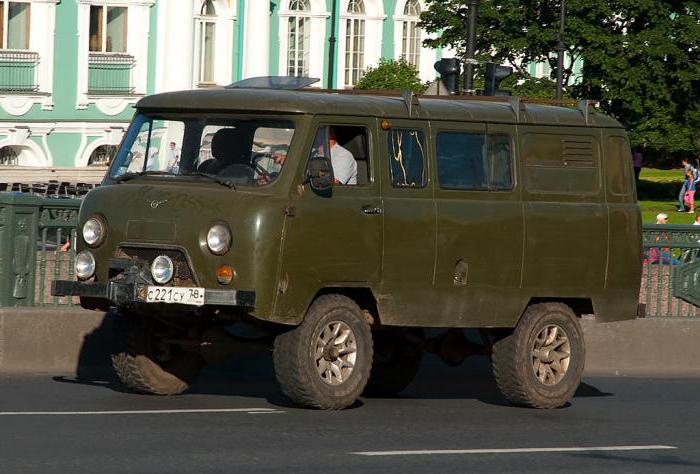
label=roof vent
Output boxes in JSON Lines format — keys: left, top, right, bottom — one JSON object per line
{"left": 225, "top": 76, "right": 320, "bottom": 90}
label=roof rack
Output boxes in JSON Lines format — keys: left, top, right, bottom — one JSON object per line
{"left": 225, "top": 76, "right": 320, "bottom": 90}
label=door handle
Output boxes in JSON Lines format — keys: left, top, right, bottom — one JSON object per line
{"left": 362, "top": 206, "right": 383, "bottom": 215}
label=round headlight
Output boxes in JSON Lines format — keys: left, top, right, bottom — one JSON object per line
{"left": 82, "top": 217, "right": 105, "bottom": 247}
{"left": 207, "top": 224, "right": 231, "bottom": 255}
{"left": 151, "top": 255, "right": 174, "bottom": 284}
{"left": 75, "top": 251, "right": 96, "bottom": 280}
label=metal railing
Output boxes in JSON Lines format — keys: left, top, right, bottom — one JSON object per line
{"left": 88, "top": 52, "right": 135, "bottom": 95}
{"left": 0, "top": 51, "right": 39, "bottom": 93}
{"left": 641, "top": 224, "right": 700, "bottom": 318}
{"left": 0, "top": 193, "right": 80, "bottom": 307}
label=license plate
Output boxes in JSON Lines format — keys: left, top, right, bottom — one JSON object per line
{"left": 145, "top": 286, "right": 205, "bottom": 306}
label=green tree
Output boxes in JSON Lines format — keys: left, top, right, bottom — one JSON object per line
{"left": 355, "top": 58, "right": 427, "bottom": 93}
{"left": 420, "top": 1, "right": 700, "bottom": 156}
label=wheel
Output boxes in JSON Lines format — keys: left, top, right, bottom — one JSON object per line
{"left": 491, "top": 302, "right": 585, "bottom": 409}
{"left": 363, "top": 328, "right": 423, "bottom": 397}
{"left": 273, "top": 294, "right": 373, "bottom": 409}
{"left": 110, "top": 311, "right": 204, "bottom": 395}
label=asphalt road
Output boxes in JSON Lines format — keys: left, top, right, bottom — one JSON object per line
{"left": 1, "top": 354, "right": 699, "bottom": 473}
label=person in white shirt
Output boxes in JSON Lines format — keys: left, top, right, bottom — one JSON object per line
{"left": 328, "top": 128, "right": 357, "bottom": 185}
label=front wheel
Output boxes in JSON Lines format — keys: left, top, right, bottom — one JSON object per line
{"left": 273, "top": 295, "right": 373, "bottom": 409}
{"left": 491, "top": 303, "right": 585, "bottom": 409}
{"left": 111, "top": 311, "right": 204, "bottom": 395}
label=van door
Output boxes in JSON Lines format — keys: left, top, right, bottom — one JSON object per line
{"left": 520, "top": 126, "right": 607, "bottom": 297}
{"left": 275, "top": 117, "right": 382, "bottom": 322}
{"left": 431, "top": 122, "right": 525, "bottom": 327}
{"left": 376, "top": 120, "right": 437, "bottom": 326}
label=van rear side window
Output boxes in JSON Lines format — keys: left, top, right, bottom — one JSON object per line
{"left": 436, "top": 132, "right": 513, "bottom": 191}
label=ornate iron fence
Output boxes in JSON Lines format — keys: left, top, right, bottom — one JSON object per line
{"left": 0, "top": 51, "right": 40, "bottom": 93}
{"left": 641, "top": 224, "right": 700, "bottom": 318}
{"left": 88, "top": 53, "right": 135, "bottom": 95}
{"left": 0, "top": 194, "right": 80, "bottom": 307}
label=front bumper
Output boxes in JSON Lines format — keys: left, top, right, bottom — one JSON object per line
{"left": 52, "top": 280, "right": 255, "bottom": 308}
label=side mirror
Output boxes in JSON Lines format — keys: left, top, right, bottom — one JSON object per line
{"left": 307, "top": 158, "right": 334, "bottom": 192}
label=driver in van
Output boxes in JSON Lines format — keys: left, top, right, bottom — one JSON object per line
{"left": 329, "top": 128, "right": 358, "bottom": 185}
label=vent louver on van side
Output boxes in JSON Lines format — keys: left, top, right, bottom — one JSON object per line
{"left": 562, "top": 139, "right": 594, "bottom": 167}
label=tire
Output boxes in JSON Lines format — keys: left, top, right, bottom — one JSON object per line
{"left": 111, "top": 311, "right": 204, "bottom": 395}
{"left": 273, "top": 294, "right": 373, "bottom": 409}
{"left": 363, "top": 328, "right": 423, "bottom": 397}
{"left": 491, "top": 302, "right": 585, "bottom": 409}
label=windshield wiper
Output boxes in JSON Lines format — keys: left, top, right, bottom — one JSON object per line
{"left": 114, "top": 171, "right": 173, "bottom": 183}
{"left": 183, "top": 172, "right": 237, "bottom": 190}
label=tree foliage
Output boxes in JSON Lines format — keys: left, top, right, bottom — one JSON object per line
{"left": 355, "top": 58, "right": 427, "bottom": 93}
{"left": 420, "top": 0, "right": 700, "bottom": 156}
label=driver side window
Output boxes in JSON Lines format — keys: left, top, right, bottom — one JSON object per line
{"left": 308, "top": 125, "right": 369, "bottom": 186}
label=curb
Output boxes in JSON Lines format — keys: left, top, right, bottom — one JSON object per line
{"left": 0, "top": 308, "right": 698, "bottom": 377}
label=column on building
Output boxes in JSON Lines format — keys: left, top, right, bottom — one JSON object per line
{"left": 243, "top": 0, "right": 271, "bottom": 78}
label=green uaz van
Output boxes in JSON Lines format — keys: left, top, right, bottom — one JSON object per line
{"left": 53, "top": 84, "right": 641, "bottom": 409}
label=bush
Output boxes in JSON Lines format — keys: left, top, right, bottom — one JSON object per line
{"left": 355, "top": 58, "right": 426, "bottom": 94}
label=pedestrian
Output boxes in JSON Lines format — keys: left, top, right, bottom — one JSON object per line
{"left": 633, "top": 148, "right": 643, "bottom": 182}
{"left": 678, "top": 159, "right": 695, "bottom": 212}
{"left": 686, "top": 169, "right": 697, "bottom": 214}
{"left": 694, "top": 215, "right": 700, "bottom": 226}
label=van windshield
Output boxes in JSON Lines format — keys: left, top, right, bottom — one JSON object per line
{"left": 109, "top": 113, "right": 295, "bottom": 186}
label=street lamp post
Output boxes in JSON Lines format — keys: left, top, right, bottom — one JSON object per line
{"left": 327, "top": 0, "right": 338, "bottom": 90}
{"left": 555, "top": 0, "right": 566, "bottom": 99}
{"left": 463, "top": 0, "right": 480, "bottom": 94}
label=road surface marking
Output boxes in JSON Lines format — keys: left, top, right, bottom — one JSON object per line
{"left": 0, "top": 408, "right": 284, "bottom": 416}
{"left": 353, "top": 445, "right": 677, "bottom": 456}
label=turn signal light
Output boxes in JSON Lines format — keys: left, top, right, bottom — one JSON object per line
{"left": 216, "top": 265, "right": 234, "bottom": 285}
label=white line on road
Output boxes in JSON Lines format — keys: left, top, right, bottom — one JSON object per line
{"left": 353, "top": 445, "right": 678, "bottom": 456}
{"left": 0, "top": 408, "right": 285, "bottom": 416}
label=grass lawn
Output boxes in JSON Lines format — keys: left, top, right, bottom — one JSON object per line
{"left": 638, "top": 168, "right": 697, "bottom": 224}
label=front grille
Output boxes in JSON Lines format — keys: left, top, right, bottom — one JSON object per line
{"left": 114, "top": 246, "right": 196, "bottom": 286}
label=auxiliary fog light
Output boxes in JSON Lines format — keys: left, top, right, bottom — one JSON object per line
{"left": 151, "top": 255, "right": 174, "bottom": 284}
{"left": 75, "top": 251, "right": 96, "bottom": 280}
{"left": 207, "top": 224, "right": 231, "bottom": 255}
{"left": 216, "top": 265, "right": 234, "bottom": 285}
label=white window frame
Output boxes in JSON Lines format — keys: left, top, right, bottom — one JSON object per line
{"left": 1, "top": 0, "right": 31, "bottom": 50}
{"left": 88, "top": 3, "right": 128, "bottom": 53}
{"left": 286, "top": 0, "right": 310, "bottom": 77}
{"left": 76, "top": 0, "right": 154, "bottom": 115}
{"left": 337, "top": 0, "right": 385, "bottom": 89}
{"left": 277, "top": 0, "right": 327, "bottom": 85}
{"left": 393, "top": 0, "right": 437, "bottom": 82}
{"left": 192, "top": 0, "right": 235, "bottom": 88}
{"left": 196, "top": 2, "right": 216, "bottom": 85}
{"left": 0, "top": 0, "right": 59, "bottom": 116}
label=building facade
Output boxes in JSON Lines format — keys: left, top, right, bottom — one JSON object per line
{"left": 0, "top": 0, "right": 456, "bottom": 176}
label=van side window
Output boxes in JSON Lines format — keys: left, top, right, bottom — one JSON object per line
{"left": 437, "top": 132, "right": 487, "bottom": 190}
{"left": 388, "top": 129, "right": 427, "bottom": 187}
{"left": 607, "top": 136, "right": 633, "bottom": 195}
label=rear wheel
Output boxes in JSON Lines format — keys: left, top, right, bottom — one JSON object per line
{"left": 273, "top": 295, "right": 373, "bottom": 409}
{"left": 491, "top": 303, "right": 585, "bottom": 409}
{"left": 363, "top": 328, "right": 423, "bottom": 397}
{"left": 111, "top": 311, "right": 204, "bottom": 395}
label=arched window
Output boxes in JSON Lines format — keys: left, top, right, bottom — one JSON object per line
{"left": 344, "top": 0, "right": 366, "bottom": 86}
{"left": 401, "top": 0, "right": 421, "bottom": 67}
{"left": 287, "top": 0, "right": 310, "bottom": 77}
{"left": 197, "top": 0, "right": 217, "bottom": 84}
{"left": 88, "top": 145, "right": 118, "bottom": 167}
{"left": 0, "top": 145, "right": 44, "bottom": 166}
{"left": 0, "top": 146, "right": 19, "bottom": 166}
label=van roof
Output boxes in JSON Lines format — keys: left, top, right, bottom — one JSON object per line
{"left": 136, "top": 88, "right": 624, "bottom": 129}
